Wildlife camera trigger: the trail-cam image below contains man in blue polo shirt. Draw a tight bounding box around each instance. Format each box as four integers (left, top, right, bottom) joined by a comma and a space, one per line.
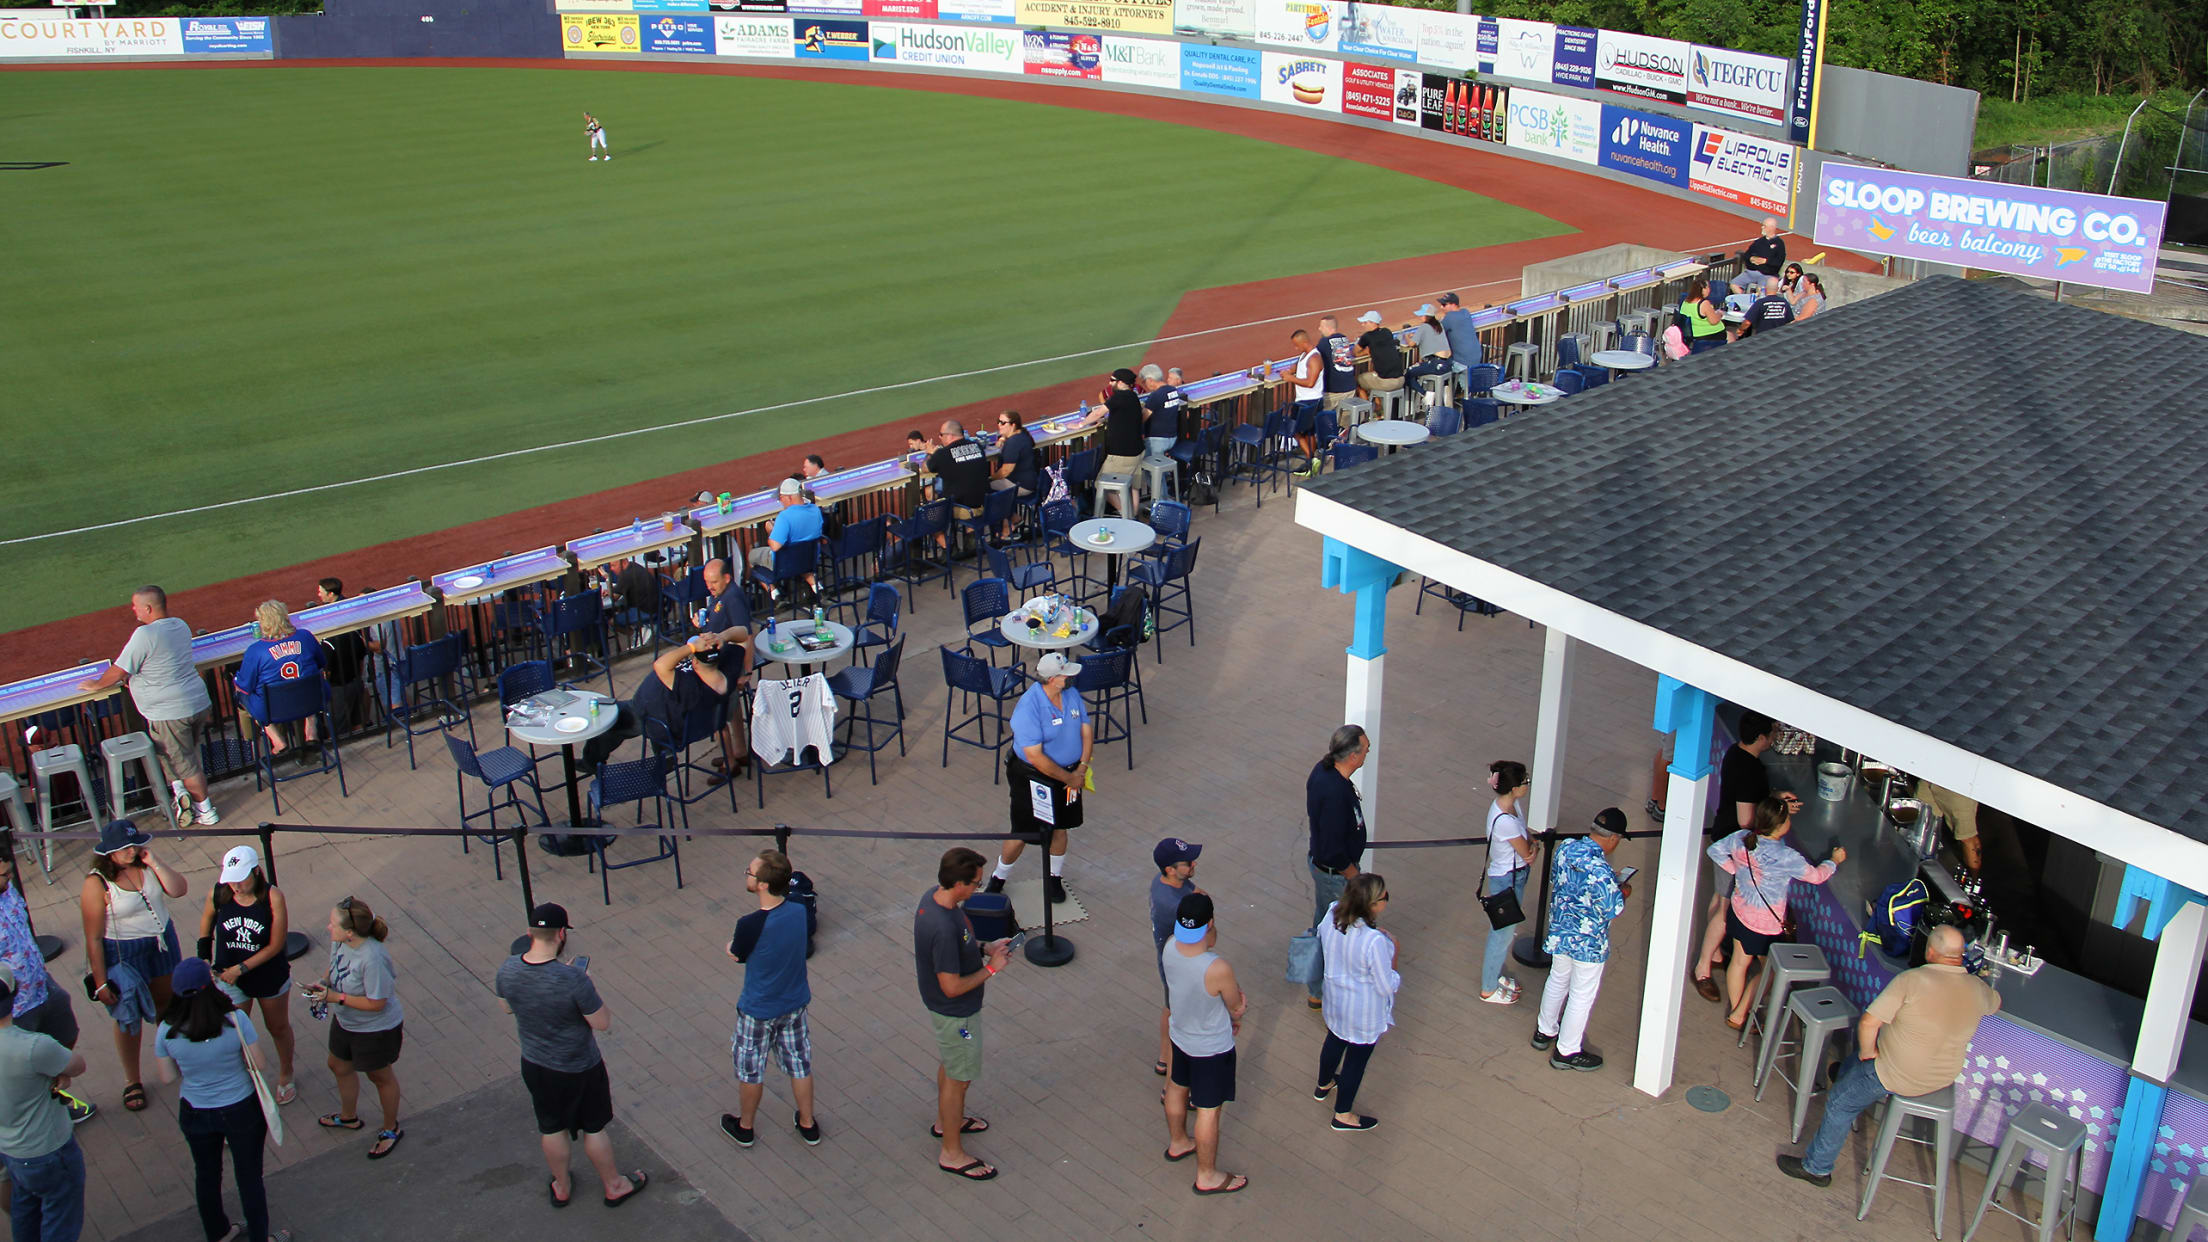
986, 652, 1092, 906
721, 849, 820, 1149
749, 479, 823, 603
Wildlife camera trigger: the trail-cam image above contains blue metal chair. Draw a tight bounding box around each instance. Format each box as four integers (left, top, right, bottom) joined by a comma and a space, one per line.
885, 500, 952, 610
644, 697, 738, 829
1577, 363, 1610, 388
585, 753, 682, 907
443, 733, 548, 881
252, 677, 344, 815
1556, 335, 1583, 370
750, 540, 820, 617
1087, 588, 1148, 724
1330, 442, 1380, 470
940, 645, 1025, 783
961, 578, 1020, 667
848, 583, 903, 668
953, 488, 1021, 572
1128, 537, 1198, 661
1552, 369, 1586, 396
1464, 398, 1502, 430
1038, 499, 1102, 604
1463, 363, 1503, 397
750, 674, 833, 808
495, 659, 557, 778
490, 595, 546, 667
821, 515, 887, 614
1059, 448, 1100, 515
1186, 424, 1227, 516
1625, 332, 1656, 359
659, 567, 708, 642
1147, 500, 1191, 552
1428, 405, 1464, 437
983, 543, 1054, 596
385, 632, 472, 770
1071, 646, 1136, 771
827, 637, 906, 786
1311, 407, 1342, 467
1417, 578, 1503, 629
1229, 409, 1297, 504
542, 592, 615, 697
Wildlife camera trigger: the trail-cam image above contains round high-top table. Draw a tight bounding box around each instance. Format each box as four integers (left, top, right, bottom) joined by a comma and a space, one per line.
1588, 349, 1655, 376
1489, 380, 1562, 413
999, 601, 1100, 651
753, 619, 856, 678
506, 689, 618, 831
1068, 518, 1156, 595
1356, 420, 1432, 453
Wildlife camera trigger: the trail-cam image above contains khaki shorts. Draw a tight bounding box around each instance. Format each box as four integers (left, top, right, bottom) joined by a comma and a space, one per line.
1357, 374, 1406, 394
1099, 453, 1144, 479
146, 711, 210, 783
1919, 782, 1978, 840
928, 1010, 983, 1083
1321, 391, 1357, 411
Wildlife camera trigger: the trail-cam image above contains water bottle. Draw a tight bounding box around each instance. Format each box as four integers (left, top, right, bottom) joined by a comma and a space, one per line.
631, 516, 642, 539
1078, 399, 1089, 417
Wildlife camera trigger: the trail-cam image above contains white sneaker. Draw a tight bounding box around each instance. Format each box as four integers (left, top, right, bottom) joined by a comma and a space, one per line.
1480, 989, 1518, 1005
195, 804, 220, 827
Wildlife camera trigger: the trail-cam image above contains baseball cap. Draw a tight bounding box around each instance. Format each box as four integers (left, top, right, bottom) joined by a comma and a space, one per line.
530, 903, 572, 930
1357, 310, 1383, 324
172, 957, 214, 996
1153, 837, 1203, 868
94, 819, 151, 856
1438, 292, 1462, 306
218, 845, 261, 884
1109, 367, 1139, 385
1036, 652, 1082, 679
1591, 807, 1628, 837
1415, 303, 1437, 317
1173, 891, 1215, 942
777, 478, 804, 498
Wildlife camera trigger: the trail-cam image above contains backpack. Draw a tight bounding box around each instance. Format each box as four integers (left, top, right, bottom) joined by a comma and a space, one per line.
1099, 583, 1149, 646
1861, 877, 1929, 959
1042, 462, 1070, 506
786, 869, 820, 958
538, 831, 613, 858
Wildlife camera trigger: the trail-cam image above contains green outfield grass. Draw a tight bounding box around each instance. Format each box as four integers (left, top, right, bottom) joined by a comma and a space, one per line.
2, 65, 1566, 634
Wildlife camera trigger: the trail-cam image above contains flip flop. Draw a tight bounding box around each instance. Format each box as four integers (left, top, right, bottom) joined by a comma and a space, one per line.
368, 1128, 405, 1159
317, 1113, 364, 1130
1153, 1060, 1169, 1077
274, 1082, 298, 1105
122, 1083, 148, 1112
929, 1116, 989, 1137
1193, 1174, 1249, 1196
604, 1170, 649, 1207
939, 1159, 997, 1181
1164, 1146, 1195, 1163
549, 1177, 571, 1209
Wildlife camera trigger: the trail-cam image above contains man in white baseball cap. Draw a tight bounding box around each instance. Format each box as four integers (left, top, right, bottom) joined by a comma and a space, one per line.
988, 652, 1092, 906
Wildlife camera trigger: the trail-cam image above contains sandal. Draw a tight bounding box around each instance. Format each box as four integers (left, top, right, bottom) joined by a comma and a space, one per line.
1153, 1060, 1169, 1077
274, 1082, 298, 1105
317, 1113, 364, 1130
929, 1116, 989, 1137
1193, 1174, 1249, 1196
122, 1083, 148, 1112
938, 1158, 997, 1181
368, 1128, 405, 1158
549, 1177, 571, 1209
1164, 1145, 1195, 1163
604, 1170, 649, 1207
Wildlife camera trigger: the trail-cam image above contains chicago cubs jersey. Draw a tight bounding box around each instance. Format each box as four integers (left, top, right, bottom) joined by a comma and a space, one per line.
751, 674, 838, 766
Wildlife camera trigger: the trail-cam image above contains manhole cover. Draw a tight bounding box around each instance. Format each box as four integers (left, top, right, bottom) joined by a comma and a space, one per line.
1686, 1085, 1731, 1113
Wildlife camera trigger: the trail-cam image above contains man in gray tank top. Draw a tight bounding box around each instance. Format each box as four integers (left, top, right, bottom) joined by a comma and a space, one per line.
1161, 893, 1248, 1196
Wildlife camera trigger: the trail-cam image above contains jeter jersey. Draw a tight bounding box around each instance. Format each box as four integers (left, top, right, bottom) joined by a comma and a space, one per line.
751, 674, 838, 766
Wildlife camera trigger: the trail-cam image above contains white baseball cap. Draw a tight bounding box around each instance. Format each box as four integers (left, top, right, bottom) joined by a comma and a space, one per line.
1357, 310, 1384, 324
218, 844, 261, 884
1036, 652, 1083, 679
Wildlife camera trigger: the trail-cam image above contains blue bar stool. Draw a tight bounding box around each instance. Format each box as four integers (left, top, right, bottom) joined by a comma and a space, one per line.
1962, 1103, 2086, 1242
1859, 1084, 1959, 1237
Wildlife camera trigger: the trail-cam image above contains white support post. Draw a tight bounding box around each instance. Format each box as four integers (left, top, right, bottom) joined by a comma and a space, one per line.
1346, 651, 1383, 869
1634, 768, 1711, 1097
1527, 629, 1576, 836
2137, 899, 2208, 1080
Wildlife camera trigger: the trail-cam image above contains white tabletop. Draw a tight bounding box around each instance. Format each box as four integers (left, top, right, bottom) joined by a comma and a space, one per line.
1588, 350, 1655, 370
999, 601, 1101, 651
1068, 519, 1156, 558
1357, 420, 1431, 447
505, 690, 618, 748
755, 620, 855, 667
1490, 381, 1562, 406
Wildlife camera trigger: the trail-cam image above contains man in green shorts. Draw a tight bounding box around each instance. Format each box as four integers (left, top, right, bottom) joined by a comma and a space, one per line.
914, 848, 1012, 1183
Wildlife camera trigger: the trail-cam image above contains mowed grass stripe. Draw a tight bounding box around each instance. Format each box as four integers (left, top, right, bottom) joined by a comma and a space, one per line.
2, 66, 1565, 632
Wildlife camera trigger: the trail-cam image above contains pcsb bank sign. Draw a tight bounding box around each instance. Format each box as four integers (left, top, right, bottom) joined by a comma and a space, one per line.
1504, 87, 1597, 166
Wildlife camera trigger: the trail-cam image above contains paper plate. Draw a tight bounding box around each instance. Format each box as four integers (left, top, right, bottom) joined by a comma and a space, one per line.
450, 575, 486, 590
554, 716, 591, 734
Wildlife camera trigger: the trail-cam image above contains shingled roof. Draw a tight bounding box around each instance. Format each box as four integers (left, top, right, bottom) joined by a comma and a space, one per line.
1302, 275, 2208, 845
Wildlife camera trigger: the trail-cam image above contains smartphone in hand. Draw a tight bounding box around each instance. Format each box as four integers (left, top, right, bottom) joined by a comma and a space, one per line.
569, 955, 590, 974
1004, 931, 1028, 954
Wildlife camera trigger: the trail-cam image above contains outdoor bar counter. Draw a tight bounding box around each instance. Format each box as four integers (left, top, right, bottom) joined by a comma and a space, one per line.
1760, 752, 2208, 1230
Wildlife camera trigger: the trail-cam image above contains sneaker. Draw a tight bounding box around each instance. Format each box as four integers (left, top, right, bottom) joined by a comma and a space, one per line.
1044, 875, 1067, 905
1479, 989, 1517, 1006
794, 1110, 820, 1145
170, 781, 191, 823
195, 804, 220, 827
1329, 1115, 1380, 1131
57, 1090, 95, 1125
1312, 1080, 1334, 1101
1549, 1050, 1603, 1072
1775, 1154, 1831, 1188
983, 877, 1006, 895
718, 1114, 754, 1148
1530, 1030, 1555, 1052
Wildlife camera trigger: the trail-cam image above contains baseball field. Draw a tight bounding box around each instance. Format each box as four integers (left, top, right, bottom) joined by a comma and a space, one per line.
1, 64, 1568, 635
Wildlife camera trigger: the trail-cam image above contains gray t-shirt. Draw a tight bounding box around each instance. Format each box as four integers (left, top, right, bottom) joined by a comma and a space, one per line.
1149, 876, 1183, 950
155, 1012, 259, 1109
0, 1026, 72, 1159
117, 617, 211, 721
329, 938, 404, 1033
1414, 322, 1449, 360
914, 889, 983, 1019
493, 956, 604, 1073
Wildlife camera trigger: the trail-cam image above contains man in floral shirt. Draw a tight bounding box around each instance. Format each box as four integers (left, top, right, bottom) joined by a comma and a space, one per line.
1532, 808, 1630, 1072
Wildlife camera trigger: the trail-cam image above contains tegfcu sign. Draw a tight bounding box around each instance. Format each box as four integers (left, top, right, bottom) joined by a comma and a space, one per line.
1815, 166, 2166, 294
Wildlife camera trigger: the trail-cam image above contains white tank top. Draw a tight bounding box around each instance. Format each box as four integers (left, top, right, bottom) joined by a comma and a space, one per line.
1292, 348, 1323, 402
100, 872, 172, 940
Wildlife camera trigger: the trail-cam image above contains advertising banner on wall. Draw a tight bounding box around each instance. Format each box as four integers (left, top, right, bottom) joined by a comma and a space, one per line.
0, 16, 182, 55
1391, 66, 1422, 128
714, 12, 794, 54
871, 20, 1016, 68
1014, 0, 1172, 34
1340, 61, 1395, 120
1813, 165, 2166, 293
1788, 0, 1825, 144
864, 0, 934, 16
179, 16, 269, 52
1685, 44, 1787, 123
1259, 49, 1339, 111
1688, 122, 1794, 214
641, 12, 713, 50
1551, 25, 1596, 89
1505, 86, 1598, 165
1022, 29, 1099, 77
939, 0, 1014, 19
1473, 15, 1495, 72
1252, 0, 1336, 51
1595, 28, 1687, 103
1489, 17, 1551, 84
1598, 103, 1689, 187
1181, 42, 1257, 96
1172, 0, 1252, 39
1411, 9, 1472, 71
711, 0, 789, 15
1337, 3, 1416, 63
793, 16, 867, 57
564, 13, 640, 51
789, 0, 861, 12
1101, 34, 1177, 87
1423, 74, 1504, 142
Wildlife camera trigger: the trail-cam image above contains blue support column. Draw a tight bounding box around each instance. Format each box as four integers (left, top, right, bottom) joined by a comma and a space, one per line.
2097, 874, 2208, 1240
2098, 1078, 2169, 1242
1322, 537, 1403, 865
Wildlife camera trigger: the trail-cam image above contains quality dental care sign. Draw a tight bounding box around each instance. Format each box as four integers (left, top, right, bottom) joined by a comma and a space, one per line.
1814, 166, 2166, 294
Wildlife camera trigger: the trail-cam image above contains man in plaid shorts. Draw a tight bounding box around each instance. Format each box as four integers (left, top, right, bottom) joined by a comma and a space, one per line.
721, 850, 819, 1147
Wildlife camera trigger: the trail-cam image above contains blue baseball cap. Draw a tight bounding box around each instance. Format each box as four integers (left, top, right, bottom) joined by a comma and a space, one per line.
1153, 837, 1202, 869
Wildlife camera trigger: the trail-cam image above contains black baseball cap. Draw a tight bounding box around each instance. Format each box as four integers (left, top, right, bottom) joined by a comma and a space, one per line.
1591, 808, 1627, 837
1154, 837, 1203, 868
530, 903, 571, 930
1110, 367, 1139, 385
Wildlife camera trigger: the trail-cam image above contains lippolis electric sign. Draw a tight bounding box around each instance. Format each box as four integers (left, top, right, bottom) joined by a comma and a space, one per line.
1814, 166, 2167, 294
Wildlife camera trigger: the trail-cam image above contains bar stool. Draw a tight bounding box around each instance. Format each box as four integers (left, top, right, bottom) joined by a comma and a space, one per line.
100, 732, 172, 827
1094, 472, 1136, 519
1136, 457, 1178, 505
1619, 309, 1660, 339
32, 745, 99, 835
0, 772, 27, 839
1759, 985, 1857, 1141
1587, 321, 1619, 355
1743, 941, 1832, 1064
1334, 397, 1374, 428
1503, 341, 1541, 381
2174, 1175, 2208, 1242
1962, 1104, 2086, 1242
1860, 1084, 1959, 1237
1416, 370, 1457, 415
1369, 387, 1411, 424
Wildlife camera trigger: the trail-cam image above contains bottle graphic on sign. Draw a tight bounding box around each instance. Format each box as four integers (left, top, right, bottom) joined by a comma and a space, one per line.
1478, 85, 1492, 140
1443, 80, 1457, 133
1494, 86, 1507, 143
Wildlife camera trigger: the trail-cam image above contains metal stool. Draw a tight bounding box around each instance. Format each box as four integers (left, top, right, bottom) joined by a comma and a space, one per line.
32, 745, 99, 834
1334, 397, 1374, 428
0, 772, 28, 839
1963, 1104, 2086, 1242
1587, 322, 1619, 355
100, 732, 171, 826
1137, 457, 1178, 504
1504, 341, 1541, 381
1095, 471, 1136, 519
1619, 309, 1660, 339
2175, 1175, 2208, 1242
1743, 941, 1831, 1063
1416, 370, 1458, 415
1369, 387, 1410, 424
1860, 1084, 1959, 1237
1759, 985, 1857, 1141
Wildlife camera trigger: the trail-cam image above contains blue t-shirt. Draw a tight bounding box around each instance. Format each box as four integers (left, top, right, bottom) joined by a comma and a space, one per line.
731, 900, 811, 1020
1440, 307, 1483, 369
1011, 683, 1087, 769
998, 430, 1039, 492
234, 628, 325, 724
770, 503, 824, 547
1142, 386, 1187, 440
155, 1011, 260, 1109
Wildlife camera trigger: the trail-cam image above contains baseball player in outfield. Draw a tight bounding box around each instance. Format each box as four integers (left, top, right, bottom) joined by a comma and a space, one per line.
585, 112, 609, 161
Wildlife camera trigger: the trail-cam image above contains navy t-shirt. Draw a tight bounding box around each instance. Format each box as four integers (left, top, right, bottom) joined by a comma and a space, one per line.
731, 901, 811, 1020
1319, 333, 1358, 392
1306, 761, 1367, 869
998, 430, 1039, 492
1747, 295, 1795, 331
699, 583, 753, 635
631, 662, 717, 732
1142, 386, 1187, 440
928, 437, 992, 507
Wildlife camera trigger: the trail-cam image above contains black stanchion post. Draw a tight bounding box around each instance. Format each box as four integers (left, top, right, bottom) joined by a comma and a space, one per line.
263, 823, 313, 962
773, 824, 792, 857
507, 828, 539, 956
1511, 830, 1560, 971
1024, 830, 1073, 967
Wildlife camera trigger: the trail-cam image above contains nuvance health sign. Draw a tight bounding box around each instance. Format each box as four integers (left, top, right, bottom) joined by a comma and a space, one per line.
1812, 165, 2167, 294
